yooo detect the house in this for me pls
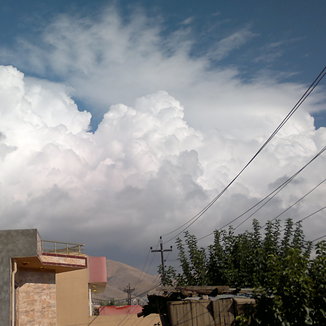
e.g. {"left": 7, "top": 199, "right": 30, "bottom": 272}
{"left": 0, "top": 228, "right": 107, "bottom": 325}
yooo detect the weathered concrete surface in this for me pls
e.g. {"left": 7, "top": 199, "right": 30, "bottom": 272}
{"left": 0, "top": 229, "right": 40, "bottom": 325}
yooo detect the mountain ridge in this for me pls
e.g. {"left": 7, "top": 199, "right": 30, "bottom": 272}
{"left": 94, "top": 259, "right": 159, "bottom": 304}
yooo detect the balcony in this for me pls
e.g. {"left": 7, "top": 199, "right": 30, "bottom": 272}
{"left": 14, "top": 238, "right": 87, "bottom": 273}
{"left": 38, "top": 240, "right": 87, "bottom": 271}
{"left": 41, "top": 240, "right": 84, "bottom": 255}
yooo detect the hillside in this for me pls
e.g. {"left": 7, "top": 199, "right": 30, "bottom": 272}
{"left": 94, "top": 259, "right": 159, "bottom": 304}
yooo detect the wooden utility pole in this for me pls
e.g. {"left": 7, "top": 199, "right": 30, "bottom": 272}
{"left": 151, "top": 236, "right": 172, "bottom": 286}
{"left": 123, "top": 283, "right": 135, "bottom": 305}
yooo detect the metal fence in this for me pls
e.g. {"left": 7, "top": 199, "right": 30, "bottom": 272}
{"left": 41, "top": 240, "right": 84, "bottom": 255}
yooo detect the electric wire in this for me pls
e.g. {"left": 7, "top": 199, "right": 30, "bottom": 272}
{"left": 252, "top": 177, "right": 326, "bottom": 232}
{"left": 117, "top": 66, "right": 326, "bottom": 324}
{"left": 233, "top": 174, "right": 326, "bottom": 230}
{"left": 163, "top": 66, "right": 326, "bottom": 243}
{"left": 196, "top": 145, "right": 326, "bottom": 242}
{"left": 120, "top": 207, "right": 325, "bottom": 325}
{"left": 296, "top": 206, "right": 326, "bottom": 223}
{"left": 136, "top": 248, "right": 151, "bottom": 283}
{"left": 311, "top": 234, "right": 326, "bottom": 243}
{"left": 153, "top": 210, "right": 325, "bottom": 285}
{"left": 96, "top": 66, "right": 326, "bottom": 325}
{"left": 269, "top": 178, "right": 326, "bottom": 222}
{"left": 133, "top": 205, "right": 325, "bottom": 323}
{"left": 135, "top": 238, "right": 160, "bottom": 286}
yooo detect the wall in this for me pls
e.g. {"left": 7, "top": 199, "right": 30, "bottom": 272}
{"left": 0, "top": 229, "right": 39, "bottom": 325}
{"left": 167, "top": 298, "right": 254, "bottom": 326}
{"left": 168, "top": 299, "right": 234, "bottom": 326}
{"left": 15, "top": 269, "right": 56, "bottom": 326}
{"left": 88, "top": 256, "right": 107, "bottom": 284}
{"left": 56, "top": 268, "right": 90, "bottom": 326}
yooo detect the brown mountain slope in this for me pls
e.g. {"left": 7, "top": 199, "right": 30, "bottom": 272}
{"left": 94, "top": 259, "right": 160, "bottom": 304}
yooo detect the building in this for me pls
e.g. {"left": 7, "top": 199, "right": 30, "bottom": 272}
{"left": 0, "top": 228, "right": 107, "bottom": 325}
{"left": 141, "top": 286, "right": 255, "bottom": 326}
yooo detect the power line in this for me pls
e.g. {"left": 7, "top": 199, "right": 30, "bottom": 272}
{"left": 163, "top": 66, "right": 326, "bottom": 243}
{"left": 311, "top": 234, "right": 326, "bottom": 243}
{"left": 134, "top": 238, "right": 160, "bottom": 286}
{"left": 170, "top": 207, "right": 325, "bottom": 267}
{"left": 239, "top": 177, "right": 326, "bottom": 233}
{"left": 135, "top": 248, "right": 151, "bottom": 284}
{"left": 269, "top": 178, "right": 326, "bottom": 222}
{"left": 233, "top": 174, "right": 326, "bottom": 230}
{"left": 196, "top": 145, "right": 326, "bottom": 241}
{"left": 125, "top": 211, "right": 325, "bottom": 325}
{"left": 296, "top": 206, "right": 326, "bottom": 223}
{"left": 138, "top": 207, "right": 326, "bottom": 306}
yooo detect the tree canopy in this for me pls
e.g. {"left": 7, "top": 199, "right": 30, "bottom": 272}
{"left": 161, "top": 219, "right": 326, "bottom": 325}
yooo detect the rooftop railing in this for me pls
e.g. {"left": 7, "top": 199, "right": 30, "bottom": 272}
{"left": 41, "top": 240, "right": 85, "bottom": 255}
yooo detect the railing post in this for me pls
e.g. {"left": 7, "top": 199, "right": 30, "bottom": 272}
{"left": 40, "top": 240, "right": 84, "bottom": 255}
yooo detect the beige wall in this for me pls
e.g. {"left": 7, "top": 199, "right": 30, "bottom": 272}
{"left": 56, "top": 268, "right": 90, "bottom": 326}
{"left": 15, "top": 269, "right": 56, "bottom": 326}
{"left": 56, "top": 267, "right": 160, "bottom": 326}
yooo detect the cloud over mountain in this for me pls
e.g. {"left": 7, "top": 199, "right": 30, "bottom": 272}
{"left": 0, "top": 7, "right": 325, "bottom": 266}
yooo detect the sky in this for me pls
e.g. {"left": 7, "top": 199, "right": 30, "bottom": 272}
{"left": 0, "top": 0, "right": 325, "bottom": 270}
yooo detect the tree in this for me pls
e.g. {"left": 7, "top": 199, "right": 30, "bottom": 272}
{"left": 207, "top": 229, "right": 227, "bottom": 285}
{"left": 309, "top": 240, "right": 326, "bottom": 324}
{"left": 161, "top": 219, "right": 326, "bottom": 325}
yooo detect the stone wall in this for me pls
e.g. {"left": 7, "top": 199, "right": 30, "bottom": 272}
{"left": 40, "top": 253, "right": 87, "bottom": 267}
{"left": 16, "top": 269, "right": 56, "bottom": 326}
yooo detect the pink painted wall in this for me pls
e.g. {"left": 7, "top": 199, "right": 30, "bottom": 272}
{"left": 88, "top": 256, "right": 107, "bottom": 284}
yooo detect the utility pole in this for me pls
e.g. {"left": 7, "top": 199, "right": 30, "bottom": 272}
{"left": 123, "top": 283, "right": 135, "bottom": 305}
{"left": 150, "top": 236, "right": 172, "bottom": 286}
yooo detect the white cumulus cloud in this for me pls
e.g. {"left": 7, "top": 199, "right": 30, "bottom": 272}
{"left": 0, "top": 7, "right": 325, "bottom": 266}
{"left": 0, "top": 64, "right": 325, "bottom": 267}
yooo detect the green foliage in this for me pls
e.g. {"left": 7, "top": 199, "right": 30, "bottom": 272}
{"left": 207, "top": 229, "right": 227, "bottom": 285}
{"left": 158, "top": 263, "right": 177, "bottom": 286}
{"left": 173, "top": 232, "right": 208, "bottom": 285}
{"left": 309, "top": 241, "right": 326, "bottom": 324}
{"left": 161, "top": 219, "right": 326, "bottom": 325}
{"left": 253, "top": 248, "right": 313, "bottom": 325}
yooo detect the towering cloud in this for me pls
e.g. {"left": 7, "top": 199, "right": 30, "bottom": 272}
{"left": 0, "top": 65, "right": 325, "bottom": 266}
{"left": 0, "top": 8, "right": 325, "bottom": 265}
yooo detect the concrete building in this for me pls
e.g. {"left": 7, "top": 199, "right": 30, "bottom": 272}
{"left": 0, "top": 229, "right": 107, "bottom": 326}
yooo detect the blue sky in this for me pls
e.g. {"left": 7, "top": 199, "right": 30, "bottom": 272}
{"left": 1, "top": 0, "right": 325, "bottom": 78}
{"left": 0, "top": 1, "right": 325, "bottom": 267}
{"left": 1, "top": 0, "right": 325, "bottom": 126}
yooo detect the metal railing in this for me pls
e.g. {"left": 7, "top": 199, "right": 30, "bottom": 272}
{"left": 41, "top": 240, "right": 84, "bottom": 255}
